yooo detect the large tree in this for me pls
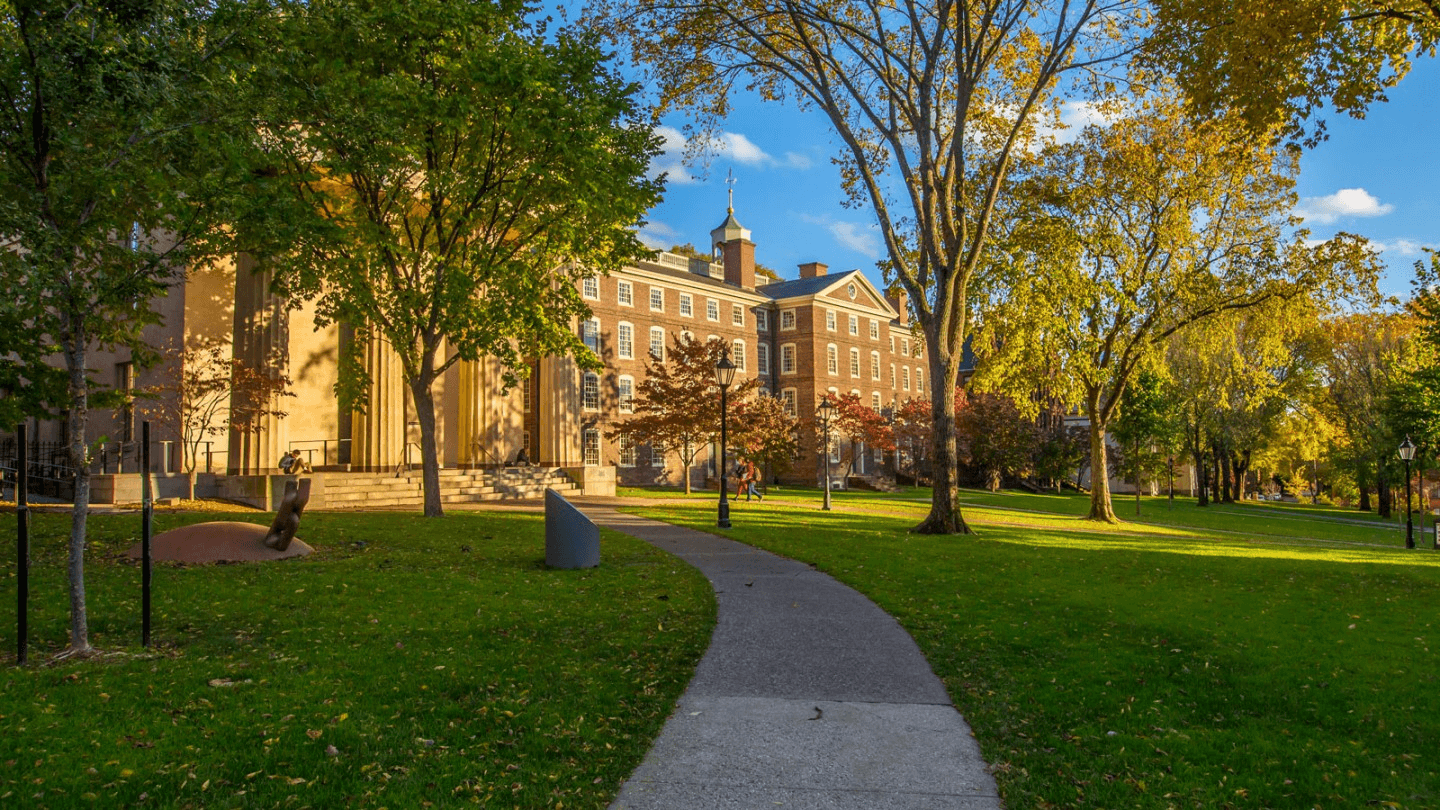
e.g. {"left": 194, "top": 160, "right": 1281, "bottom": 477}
{"left": 0, "top": 0, "right": 248, "bottom": 657}
{"left": 252, "top": 0, "right": 662, "bottom": 516}
{"left": 973, "top": 93, "right": 1378, "bottom": 522}
{"left": 1149, "top": 0, "right": 1439, "bottom": 146}
{"left": 595, "top": 0, "right": 1146, "bottom": 534}
{"left": 730, "top": 393, "right": 800, "bottom": 486}
{"left": 1323, "top": 311, "right": 1415, "bottom": 517}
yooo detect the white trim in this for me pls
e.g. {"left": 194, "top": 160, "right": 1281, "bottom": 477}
{"left": 618, "top": 374, "right": 635, "bottom": 414}
{"left": 780, "top": 343, "right": 797, "bottom": 375}
{"left": 617, "top": 280, "right": 634, "bottom": 307}
{"left": 679, "top": 292, "right": 693, "bottom": 317}
{"left": 732, "top": 339, "right": 747, "bottom": 371}
{"left": 826, "top": 343, "right": 838, "bottom": 376}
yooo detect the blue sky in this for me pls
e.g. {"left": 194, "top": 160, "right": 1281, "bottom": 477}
{"left": 637, "top": 57, "right": 1439, "bottom": 303}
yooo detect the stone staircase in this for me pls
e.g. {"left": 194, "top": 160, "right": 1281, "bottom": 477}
{"left": 317, "top": 467, "right": 578, "bottom": 510}
{"left": 847, "top": 474, "right": 901, "bottom": 493}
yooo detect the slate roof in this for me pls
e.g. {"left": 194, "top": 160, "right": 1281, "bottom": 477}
{"left": 756, "top": 270, "right": 857, "bottom": 300}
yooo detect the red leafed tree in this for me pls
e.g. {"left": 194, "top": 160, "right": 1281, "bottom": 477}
{"left": 956, "top": 390, "right": 1036, "bottom": 492}
{"left": 827, "top": 393, "right": 896, "bottom": 478}
{"left": 892, "top": 397, "right": 933, "bottom": 487}
{"left": 612, "top": 334, "right": 759, "bottom": 493}
{"left": 731, "top": 393, "right": 800, "bottom": 486}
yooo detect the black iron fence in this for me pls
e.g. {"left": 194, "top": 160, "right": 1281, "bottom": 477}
{"left": 0, "top": 438, "right": 75, "bottom": 500}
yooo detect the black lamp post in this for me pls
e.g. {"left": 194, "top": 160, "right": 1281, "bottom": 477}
{"left": 715, "top": 347, "right": 736, "bottom": 529}
{"left": 817, "top": 394, "right": 835, "bottom": 511}
{"left": 1400, "top": 435, "right": 1415, "bottom": 549}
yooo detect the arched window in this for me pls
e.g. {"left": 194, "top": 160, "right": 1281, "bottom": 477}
{"left": 617, "top": 322, "right": 634, "bottom": 360}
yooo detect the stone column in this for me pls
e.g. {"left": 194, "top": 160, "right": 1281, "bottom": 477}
{"left": 227, "top": 255, "right": 288, "bottom": 474}
{"left": 538, "top": 355, "right": 581, "bottom": 466}
{"left": 350, "top": 335, "right": 407, "bottom": 472}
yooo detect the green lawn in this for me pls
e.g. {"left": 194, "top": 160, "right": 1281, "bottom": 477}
{"left": 0, "top": 509, "right": 714, "bottom": 809}
{"left": 629, "top": 493, "right": 1440, "bottom": 809}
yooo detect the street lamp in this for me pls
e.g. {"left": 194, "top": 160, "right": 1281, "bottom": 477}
{"left": 1399, "top": 435, "right": 1415, "bottom": 549}
{"left": 817, "top": 394, "right": 836, "bottom": 511}
{"left": 715, "top": 347, "right": 736, "bottom": 529}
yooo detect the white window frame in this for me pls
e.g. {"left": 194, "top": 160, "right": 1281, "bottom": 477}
{"left": 582, "top": 371, "right": 600, "bottom": 410}
{"left": 649, "top": 327, "right": 665, "bottom": 361}
{"left": 618, "top": 433, "right": 636, "bottom": 467}
{"left": 758, "top": 343, "right": 770, "bottom": 375}
{"left": 849, "top": 347, "right": 861, "bottom": 377}
{"left": 617, "top": 322, "right": 634, "bottom": 360}
{"left": 680, "top": 293, "right": 693, "bottom": 317}
{"left": 757, "top": 309, "right": 769, "bottom": 332}
{"left": 650, "top": 287, "right": 664, "bottom": 312}
{"left": 582, "top": 429, "right": 600, "bottom": 466}
{"left": 522, "top": 374, "right": 531, "bottom": 414}
{"left": 902, "top": 366, "right": 911, "bottom": 391}
{"left": 826, "top": 309, "right": 836, "bottom": 331}
{"left": 890, "top": 335, "right": 896, "bottom": 353}
{"left": 781, "top": 388, "right": 797, "bottom": 417}
{"left": 870, "top": 319, "right": 879, "bottom": 340}
{"left": 732, "top": 303, "right": 744, "bottom": 326}
{"left": 871, "top": 351, "right": 881, "bottom": 381}
{"left": 890, "top": 363, "right": 897, "bottom": 388}
{"left": 781, "top": 309, "right": 797, "bottom": 331}
{"left": 706, "top": 298, "right": 720, "bottom": 321}
{"left": 915, "top": 368, "right": 924, "bottom": 392}
{"left": 871, "top": 392, "right": 881, "bottom": 412}
{"left": 827, "top": 344, "right": 838, "bottom": 376}
{"left": 617, "top": 280, "right": 633, "bottom": 306}
{"left": 618, "top": 375, "right": 635, "bottom": 414}
{"left": 582, "top": 318, "right": 600, "bottom": 355}
{"left": 582, "top": 276, "right": 599, "bottom": 300}
{"left": 732, "top": 339, "right": 746, "bottom": 372}
{"left": 848, "top": 313, "right": 859, "bottom": 335}
{"left": 781, "top": 343, "right": 797, "bottom": 375}
{"left": 902, "top": 337, "right": 910, "bottom": 356}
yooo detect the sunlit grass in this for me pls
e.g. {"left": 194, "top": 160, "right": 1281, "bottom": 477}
{"left": 628, "top": 496, "right": 1440, "bottom": 809}
{"left": 0, "top": 510, "right": 714, "bottom": 809}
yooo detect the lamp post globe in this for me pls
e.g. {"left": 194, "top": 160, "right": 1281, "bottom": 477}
{"left": 715, "top": 347, "right": 737, "bottom": 529}
{"left": 817, "top": 395, "right": 836, "bottom": 511}
{"left": 1400, "top": 436, "right": 1416, "bottom": 549}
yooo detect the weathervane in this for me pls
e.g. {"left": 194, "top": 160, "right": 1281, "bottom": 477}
{"left": 726, "top": 168, "right": 736, "bottom": 213}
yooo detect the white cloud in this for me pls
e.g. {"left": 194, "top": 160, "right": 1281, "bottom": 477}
{"left": 1295, "top": 188, "right": 1395, "bottom": 224}
{"left": 649, "top": 125, "right": 697, "bottom": 185}
{"left": 648, "top": 125, "right": 812, "bottom": 182}
{"left": 636, "top": 220, "right": 679, "bottom": 250}
{"left": 802, "top": 213, "right": 881, "bottom": 259}
{"left": 1372, "top": 238, "right": 1438, "bottom": 257}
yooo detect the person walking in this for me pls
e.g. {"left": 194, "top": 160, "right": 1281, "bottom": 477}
{"left": 743, "top": 458, "right": 763, "bottom": 502}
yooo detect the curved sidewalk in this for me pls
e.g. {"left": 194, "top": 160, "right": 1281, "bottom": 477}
{"left": 581, "top": 506, "right": 1002, "bottom": 810}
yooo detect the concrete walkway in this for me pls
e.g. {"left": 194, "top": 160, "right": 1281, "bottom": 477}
{"left": 579, "top": 506, "right": 1002, "bottom": 810}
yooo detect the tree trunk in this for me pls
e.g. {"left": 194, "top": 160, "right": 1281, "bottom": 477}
{"left": 63, "top": 333, "right": 93, "bottom": 658}
{"left": 1215, "top": 443, "right": 1232, "bottom": 503}
{"left": 408, "top": 372, "right": 443, "bottom": 518}
{"left": 1087, "top": 411, "right": 1117, "bottom": 523}
{"left": 1359, "top": 481, "right": 1371, "bottom": 512}
{"left": 683, "top": 439, "right": 692, "bottom": 495}
{"left": 1196, "top": 456, "right": 1209, "bottom": 506}
{"left": 914, "top": 358, "right": 971, "bottom": 534}
{"left": 1377, "top": 461, "right": 1391, "bottom": 519}
{"left": 1232, "top": 450, "right": 1250, "bottom": 501}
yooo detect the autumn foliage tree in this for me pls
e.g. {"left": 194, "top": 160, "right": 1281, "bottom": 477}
{"left": 891, "top": 398, "right": 933, "bottom": 487}
{"left": 826, "top": 393, "right": 895, "bottom": 479}
{"left": 730, "top": 394, "right": 799, "bottom": 485}
{"left": 955, "top": 391, "right": 1035, "bottom": 492}
{"left": 138, "top": 337, "right": 293, "bottom": 494}
{"left": 614, "top": 335, "right": 760, "bottom": 493}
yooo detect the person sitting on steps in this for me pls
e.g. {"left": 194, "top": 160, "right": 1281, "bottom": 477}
{"left": 278, "top": 449, "right": 312, "bottom": 475}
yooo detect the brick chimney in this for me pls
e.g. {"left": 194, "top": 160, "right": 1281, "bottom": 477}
{"left": 710, "top": 210, "right": 755, "bottom": 290}
{"left": 886, "top": 288, "right": 909, "bottom": 326}
{"left": 798, "top": 262, "right": 828, "bottom": 279}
